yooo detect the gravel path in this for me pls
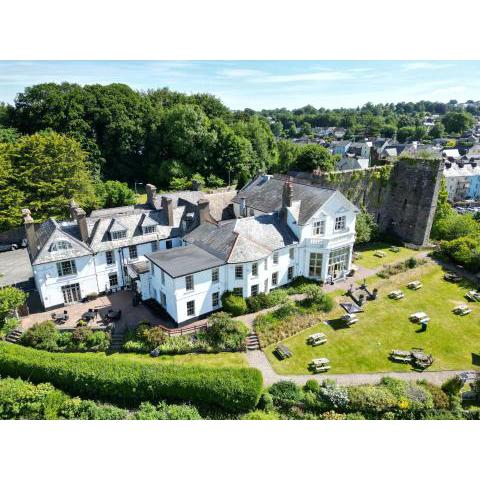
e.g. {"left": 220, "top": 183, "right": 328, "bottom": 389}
{"left": 247, "top": 349, "right": 470, "bottom": 386}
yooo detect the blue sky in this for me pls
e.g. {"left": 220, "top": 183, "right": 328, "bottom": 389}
{"left": 0, "top": 60, "right": 479, "bottom": 110}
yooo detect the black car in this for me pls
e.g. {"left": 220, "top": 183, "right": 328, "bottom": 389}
{"left": 0, "top": 243, "right": 18, "bottom": 252}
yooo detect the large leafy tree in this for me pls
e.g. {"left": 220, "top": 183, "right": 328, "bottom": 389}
{"left": 291, "top": 144, "right": 337, "bottom": 172}
{"left": 95, "top": 180, "right": 137, "bottom": 208}
{"left": 441, "top": 111, "right": 475, "bottom": 134}
{"left": 0, "top": 131, "right": 97, "bottom": 228}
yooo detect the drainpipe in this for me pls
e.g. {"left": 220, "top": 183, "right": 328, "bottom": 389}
{"left": 119, "top": 248, "right": 127, "bottom": 287}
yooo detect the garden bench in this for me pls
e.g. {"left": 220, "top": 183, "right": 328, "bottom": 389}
{"left": 341, "top": 313, "right": 358, "bottom": 326}
{"left": 374, "top": 250, "right": 386, "bottom": 258}
{"left": 407, "top": 281, "right": 423, "bottom": 290}
{"left": 389, "top": 350, "right": 413, "bottom": 363}
{"left": 389, "top": 246, "right": 401, "bottom": 253}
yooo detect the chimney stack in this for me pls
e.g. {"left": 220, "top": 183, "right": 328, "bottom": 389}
{"left": 282, "top": 177, "right": 293, "bottom": 208}
{"left": 72, "top": 207, "right": 89, "bottom": 243}
{"left": 198, "top": 199, "right": 211, "bottom": 224}
{"left": 146, "top": 184, "right": 157, "bottom": 207}
{"left": 69, "top": 199, "right": 79, "bottom": 219}
{"left": 161, "top": 196, "right": 174, "bottom": 226}
{"left": 239, "top": 197, "right": 246, "bottom": 217}
{"left": 22, "top": 209, "right": 37, "bottom": 256}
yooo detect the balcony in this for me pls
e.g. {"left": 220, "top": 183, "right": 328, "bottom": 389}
{"left": 306, "top": 230, "right": 355, "bottom": 249}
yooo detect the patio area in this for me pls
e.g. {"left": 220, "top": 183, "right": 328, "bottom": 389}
{"left": 20, "top": 291, "right": 205, "bottom": 333}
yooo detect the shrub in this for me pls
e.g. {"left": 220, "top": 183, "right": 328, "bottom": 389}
{"left": 152, "top": 335, "right": 202, "bottom": 355}
{"left": 141, "top": 326, "right": 167, "bottom": 350}
{"left": 0, "top": 286, "right": 27, "bottom": 323}
{"left": 319, "top": 380, "right": 349, "bottom": 410}
{"left": 133, "top": 401, "right": 202, "bottom": 420}
{"left": 321, "top": 410, "right": 347, "bottom": 420}
{"left": 438, "top": 236, "right": 480, "bottom": 272}
{"left": 122, "top": 339, "right": 149, "bottom": 353}
{"left": 285, "top": 276, "right": 319, "bottom": 294}
{"left": 0, "top": 317, "right": 19, "bottom": 340}
{"left": 304, "top": 379, "right": 320, "bottom": 394}
{"left": 405, "top": 256, "right": 417, "bottom": 269}
{"left": 0, "top": 343, "right": 263, "bottom": 413}
{"left": 202, "top": 312, "right": 248, "bottom": 351}
{"left": 21, "top": 320, "right": 60, "bottom": 351}
{"left": 257, "top": 391, "right": 274, "bottom": 412}
{"left": 269, "top": 381, "right": 303, "bottom": 407}
{"left": 221, "top": 292, "right": 248, "bottom": 316}
{"left": 418, "top": 382, "right": 450, "bottom": 410}
{"left": 347, "top": 385, "right": 397, "bottom": 413}
{"left": 241, "top": 410, "right": 280, "bottom": 420}
{"left": 61, "top": 398, "right": 129, "bottom": 420}
{"left": 442, "top": 376, "right": 464, "bottom": 397}
{"left": 246, "top": 293, "right": 270, "bottom": 312}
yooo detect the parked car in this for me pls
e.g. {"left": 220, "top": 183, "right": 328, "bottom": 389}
{"left": 0, "top": 243, "right": 18, "bottom": 252}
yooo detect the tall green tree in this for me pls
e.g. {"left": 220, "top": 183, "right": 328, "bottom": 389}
{"left": 0, "top": 131, "right": 98, "bottom": 227}
{"left": 292, "top": 144, "right": 337, "bottom": 172}
{"left": 441, "top": 111, "right": 475, "bottom": 134}
{"left": 95, "top": 180, "right": 137, "bottom": 208}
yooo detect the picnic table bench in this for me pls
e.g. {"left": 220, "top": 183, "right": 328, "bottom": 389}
{"left": 389, "top": 246, "right": 401, "bottom": 253}
{"left": 341, "top": 313, "right": 358, "bottom": 326}
{"left": 444, "top": 272, "right": 461, "bottom": 283}
{"left": 307, "top": 332, "right": 327, "bottom": 346}
{"left": 407, "top": 281, "right": 423, "bottom": 290}
{"left": 309, "top": 358, "right": 331, "bottom": 373}
{"left": 409, "top": 311, "right": 430, "bottom": 323}
{"left": 274, "top": 344, "right": 292, "bottom": 360}
{"left": 453, "top": 304, "right": 472, "bottom": 316}
{"left": 388, "top": 290, "right": 405, "bottom": 300}
{"left": 389, "top": 348, "right": 434, "bottom": 369}
{"left": 465, "top": 290, "right": 480, "bottom": 302}
{"left": 374, "top": 250, "right": 386, "bottom": 258}
{"left": 389, "top": 349, "right": 413, "bottom": 363}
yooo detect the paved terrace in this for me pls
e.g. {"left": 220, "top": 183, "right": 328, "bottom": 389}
{"left": 20, "top": 291, "right": 207, "bottom": 334}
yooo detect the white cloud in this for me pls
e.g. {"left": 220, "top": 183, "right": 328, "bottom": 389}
{"left": 401, "top": 62, "right": 453, "bottom": 71}
{"left": 217, "top": 68, "right": 265, "bottom": 78}
{"left": 253, "top": 70, "right": 353, "bottom": 83}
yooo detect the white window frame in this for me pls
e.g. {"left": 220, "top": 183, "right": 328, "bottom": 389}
{"left": 334, "top": 216, "right": 346, "bottom": 231}
{"left": 235, "top": 265, "right": 243, "bottom": 279}
{"left": 143, "top": 225, "right": 156, "bottom": 235}
{"left": 251, "top": 284, "right": 259, "bottom": 296}
{"left": 212, "top": 291, "right": 220, "bottom": 308}
{"left": 252, "top": 262, "right": 258, "bottom": 277}
{"left": 106, "top": 250, "right": 115, "bottom": 265}
{"left": 186, "top": 300, "right": 195, "bottom": 317}
{"left": 128, "top": 245, "right": 138, "bottom": 259}
{"left": 56, "top": 260, "right": 77, "bottom": 277}
{"left": 212, "top": 267, "right": 219, "bottom": 283}
{"left": 273, "top": 252, "right": 279, "bottom": 264}
{"left": 272, "top": 272, "right": 278, "bottom": 286}
{"left": 108, "top": 272, "right": 118, "bottom": 287}
{"left": 233, "top": 287, "right": 243, "bottom": 297}
{"left": 185, "top": 274, "right": 194, "bottom": 291}
{"left": 288, "top": 266, "right": 294, "bottom": 281}
{"left": 111, "top": 230, "right": 127, "bottom": 240}
{"left": 313, "top": 220, "right": 325, "bottom": 236}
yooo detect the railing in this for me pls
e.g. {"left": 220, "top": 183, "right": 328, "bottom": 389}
{"left": 160, "top": 323, "right": 208, "bottom": 337}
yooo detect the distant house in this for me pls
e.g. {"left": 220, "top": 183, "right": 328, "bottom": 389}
{"left": 442, "top": 148, "right": 461, "bottom": 161}
{"left": 443, "top": 162, "right": 480, "bottom": 202}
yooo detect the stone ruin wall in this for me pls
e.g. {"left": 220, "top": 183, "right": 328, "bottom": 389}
{"left": 290, "top": 157, "right": 444, "bottom": 246}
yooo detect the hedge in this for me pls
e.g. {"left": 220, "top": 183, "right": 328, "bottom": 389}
{"left": 0, "top": 343, "right": 263, "bottom": 413}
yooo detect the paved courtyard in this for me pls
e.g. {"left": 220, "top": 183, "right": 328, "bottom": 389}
{"left": 20, "top": 291, "right": 192, "bottom": 333}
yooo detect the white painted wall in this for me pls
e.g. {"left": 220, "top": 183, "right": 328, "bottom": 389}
{"left": 33, "top": 255, "right": 98, "bottom": 309}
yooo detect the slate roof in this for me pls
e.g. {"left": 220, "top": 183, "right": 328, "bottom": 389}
{"left": 232, "top": 175, "right": 336, "bottom": 225}
{"left": 146, "top": 244, "right": 225, "bottom": 278}
{"left": 31, "top": 219, "right": 93, "bottom": 265}
{"left": 184, "top": 213, "right": 298, "bottom": 263}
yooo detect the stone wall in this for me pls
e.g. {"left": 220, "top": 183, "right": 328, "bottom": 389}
{"left": 289, "top": 157, "right": 444, "bottom": 246}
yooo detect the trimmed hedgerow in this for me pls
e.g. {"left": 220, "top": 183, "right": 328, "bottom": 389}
{"left": 0, "top": 343, "right": 263, "bottom": 413}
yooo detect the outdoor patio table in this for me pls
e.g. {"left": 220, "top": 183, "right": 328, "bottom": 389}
{"left": 82, "top": 311, "right": 95, "bottom": 321}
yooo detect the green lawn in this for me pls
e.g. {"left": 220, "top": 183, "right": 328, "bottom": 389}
{"left": 265, "top": 262, "right": 480, "bottom": 374}
{"left": 105, "top": 351, "right": 249, "bottom": 368}
{"left": 354, "top": 242, "right": 420, "bottom": 270}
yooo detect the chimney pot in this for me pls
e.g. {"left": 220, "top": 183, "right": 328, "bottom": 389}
{"left": 198, "top": 199, "right": 211, "bottom": 224}
{"left": 22, "top": 209, "right": 37, "bottom": 255}
{"left": 161, "top": 196, "right": 174, "bottom": 226}
{"left": 146, "top": 184, "right": 157, "bottom": 207}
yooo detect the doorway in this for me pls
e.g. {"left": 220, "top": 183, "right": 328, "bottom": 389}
{"left": 61, "top": 283, "right": 81, "bottom": 304}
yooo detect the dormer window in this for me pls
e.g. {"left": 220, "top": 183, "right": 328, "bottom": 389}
{"left": 111, "top": 230, "right": 127, "bottom": 240}
{"left": 50, "top": 240, "right": 73, "bottom": 251}
{"left": 143, "top": 225, "right": 156, "bottom": 235}
{"left": 334, "top": 216, "right": 346, "bottom": 231}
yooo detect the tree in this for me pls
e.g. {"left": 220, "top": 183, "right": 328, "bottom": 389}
{"left": 0, "top": 143, "right": 24, "bottom": 230}
{"left": 396, "top": 126, "right": 416, "bottom": 142}
{"left": 95, "top": 180, "right": 136, "bottom": 208}
{"left": 429, "top": 122, "right": 445, "bottom": 139}
{"left": 0, "top": 127, "right": 19, "bottom": 144}
{"left": 0, "top": 286, "right": 27, "bottom": 324}
{"left": 292, "top": 144, "right": 337, "bottom": 172}
{"left": 355, "top": 211, "right": 378, "bottom": 244}
{"left": 442, "top": 111, "right": 475, "bottom": 135}
{"left": 0, "top": 131, "right": 98, "bottom": 228}
{"left": 271, "top": 121, "right": 284, "bottom": 137}
{"left": 433, "top": 178, "right": 454, "bottom": 222}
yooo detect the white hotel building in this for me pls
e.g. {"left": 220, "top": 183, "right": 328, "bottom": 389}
{"left": 23, "top": 175, "right": 358, "bottom": 324}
